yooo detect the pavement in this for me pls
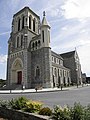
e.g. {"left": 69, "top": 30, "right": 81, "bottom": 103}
{"left": 0, "top": 84, "right": 89, "bottom": 94}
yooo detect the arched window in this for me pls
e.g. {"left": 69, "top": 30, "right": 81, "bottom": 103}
{"left": 35, "top": 41, "right": 37, "bottom": 49}
{"left": 18, "top": 18, "right": 20, "bottom": 31}
{"left": 32, "top": 42, "right": 34, "bottom": 50}
{"left": 38, "top": 40, "right": 40, "bottom": 47}
{"left": 42, "top": 30, "right": 44, "bottom": 42}
{"left": 54, "top": 57, "right": 56, "bottom": 63}
{"left": 52, "top": 67, "right": 53, "bottom": 75}
{"left": 55, "top": 68, "right": 57, "bottom": 77}
{"left": 60, "top": 70, "right": 62, "bottom": 77}
{"left": 29, "top": 16, "right": 31, "bottom": 29}
{"left": 17, "top": 36, "right": 19, "bottom": 48}
{"left": 63, "top": 70, "right": 64, "bottom": 77}
{"left": 21, "top": 35, "right": 23, "bottom": 47}
{"left": 58, "top": 69, "right": 59, "bottom": 76}
{"left": 33, "top": 18, "right": 35, "bottom": 32}
{"left": 22, "top": 16, "right": 24, "bottom": 29}
{"left": 36, "top": 66, "right": 40, "bottom": 77}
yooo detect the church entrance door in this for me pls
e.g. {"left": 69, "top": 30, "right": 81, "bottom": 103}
{"left": 17, "top": 71, "right": 22, "bottom": 84}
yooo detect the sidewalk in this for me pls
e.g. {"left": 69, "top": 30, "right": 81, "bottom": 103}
{"left": 0, "top": 84, "right": 89, "bottom": 94}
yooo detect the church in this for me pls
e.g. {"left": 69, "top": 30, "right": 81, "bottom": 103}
{"left": 7, "top": 7, "right": 82, "bottom": 89}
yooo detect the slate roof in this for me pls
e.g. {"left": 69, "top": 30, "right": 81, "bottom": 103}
{"left": 51, "top": 51, "right": 63, "bottom": 60}
{"left": 60, "top": 50, "right": 75, "bottom": 58}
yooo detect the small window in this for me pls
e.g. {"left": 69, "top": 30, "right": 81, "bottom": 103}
{"left": 59, "top": 60, "right": 60, "bottom": 64}
{"left": 60, "top": 70, "right": 62, "bottom": 77}
{"left": 52, "top": 57, "right": 53, "bottom": 61}
{"left": 22, "top": 16, "right": 24, "bottom": 29}
{"left": 38, "top": 40, "right": 40, "bottom": 47}
{"left": 35, "top": 41, "right": 37, "bottom": 48}
{"left": 32, "top": 42, "right": 34, "bottom": 50}
{"left": 33, "top": 18, "right": 35, "bottom": 32}
{"left": 42, "top": 30, "right": 44, "bottom": 42}
{"left": 58, "top": 69, "right": 59, "bottom": 76}
{"left": 29, "top": 16, "right": 31, "bottom": 29}
{"left": 57, "top": 58, "right": 58, "bottom": 63}
{"left": 55, "top": 68, "right": 57, "bottom": 77}
{"left": 36, "top": 66, "right": 40, "bottom": 77}
{"left": 17, "top": 36, "right": 19, "bottom": 48}
{"left": 60, "top": 60, "right": 63, "bottom": 65}
{"left": 63, "top": 70, "right": 64, "bottom": 77}
{"left": 18, "top": 18, "right": 20, "bottom": 31}
{"left": 52, "top": 67, "right": 53, "bottom": 75}
{"left": 54, "top": 57, "right": 56, "bottom": 63}
{"left": 21, "top": 35, "right": 23, "bottom": 47}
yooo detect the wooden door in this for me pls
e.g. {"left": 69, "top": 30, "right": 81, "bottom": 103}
{"left": 17, "top": 71, "right": 22, "bottom": 84}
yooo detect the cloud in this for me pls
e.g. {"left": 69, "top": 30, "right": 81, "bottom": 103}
{"left": 61, "top": 0, "right": 90, "bottom": 20}
{"left": 77, "top": 44, "right": 90, "bottom": 76}
{"left": 51, "top": 23, "right": 90, "bottom": 53}
{"left": 0, "top": 31, "right": 10, "bottom": 36}
{"left": 51, "top": 21, "right": 85, "bottom": 44}
{"left": 0, "top": 56, "right": 7, "bottom": 79}
{"left": 0, "top": 55, "right": 7, "bottom": 64}
{"left": 0, "top": 64, "right": 6, "bottom": 79}
{"left": 0, "top": 0, "right": 36, "bottom": 29}
{"left": 38, "top": 0, "right": 64, "bottom": 17}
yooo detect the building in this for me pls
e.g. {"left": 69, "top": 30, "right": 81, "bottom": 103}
{"left": 86, "top": 77, "right": 90, "bottom": 84}
{"left": 7, "top": 7, "right": 80, "bottom": 89}
{"left": 61, "top": 50, "right": 82, "bottom": 85}
{"left": 82, "top": 73, "right": 86, "bottom": 84}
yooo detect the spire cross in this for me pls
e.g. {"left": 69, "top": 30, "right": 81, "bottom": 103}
{"left": 43, "top": 11, "right": 46, "bottom": 16}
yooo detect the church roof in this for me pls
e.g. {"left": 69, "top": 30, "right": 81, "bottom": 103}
{"left": 60, "top": 50, "right": 75, "bottom": 58}
{"left": 42, "top": 16, "right": 48, "bottom": 26}
{"left": 14, "top": 7, "right": 40, "bottom": 19}
{"left": 32, "top": 34, "right": 41, "bottom": 40}
{"left": 51, "top": 51, "right": 63, "bottom": 60}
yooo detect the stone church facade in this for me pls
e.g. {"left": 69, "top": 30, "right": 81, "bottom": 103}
{"left": 7, "top": 7, "right": 81, "bottom": 89}
{"left": 61, "top": 51, "right": 82, "bottom": 85}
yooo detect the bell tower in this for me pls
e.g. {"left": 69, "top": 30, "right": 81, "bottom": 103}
{"left": 7, "top": 7, "right": 40, "bottom": 88}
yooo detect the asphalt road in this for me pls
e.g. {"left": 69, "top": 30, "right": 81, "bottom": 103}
{"left": 0, "top": 86, "right": 90, "bottom": 108}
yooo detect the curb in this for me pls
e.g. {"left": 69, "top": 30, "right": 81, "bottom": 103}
{"left": 0, "top": 85, "right": 89, "bottom": 94}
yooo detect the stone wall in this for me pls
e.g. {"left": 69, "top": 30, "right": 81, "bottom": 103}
{"left": 0, "top": 107, "right": 49, "bottom": 120}
{"left": 63, "top": 57, "right": 77, "bottom": 83}
{"left": 31, "top": 47, "right": 52, "bottom": 88}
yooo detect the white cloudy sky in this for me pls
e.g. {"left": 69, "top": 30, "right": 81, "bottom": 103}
{"left": 0, "top": 0, "right": 90, "bottom": 79}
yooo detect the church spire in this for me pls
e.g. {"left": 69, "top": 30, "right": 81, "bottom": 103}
{"left": 42, "top": 11, "right": 50, "bottom": 28}
{"left": 43, "top": 11, "right": 45, "bottom": 17}
{"left": 41, "top": 11, "right": 51, "bottom": 48}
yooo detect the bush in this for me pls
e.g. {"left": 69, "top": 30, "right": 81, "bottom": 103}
{"left": 0, "top": 100, "right": 9, "bottom": 108}
{"left": 52, "top": 105, "right": 71, "bottom": 120}
{"left": 70, "top": 103, "right": 84, "bottom": 120}
{"left": 1, "top": 97, "right": 90, "bottom": 119}
{"left": 39, "top": 107, "right": 52, "bottom": 116}
{"left": 52, "top": 103, "right": 86, "bottom": 120}
{"left": 84, "top": 104, "right": 90, "bottom": 120}
{"left": 24, "top": 100, "right": 42, "bottom": 113}
{"left": 9, "top": 97, "right": 27, "bottom": 110}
